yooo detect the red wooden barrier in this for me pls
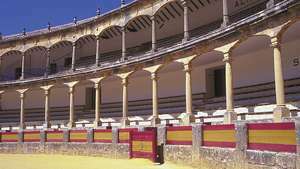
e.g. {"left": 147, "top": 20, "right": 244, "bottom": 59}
{"left": 93, "top": 129, "right": 112, "bottom": 143}
{"left": 46, "top": 130, "right": 64, "bottom": 142}
{"left": 24, "top": 131, "right": 40, "bottom": 142}
{"left": 69, "top": 130, "right": 87, "bottom": 142}
{"left": 203, "top": 124, "right": 236, "bottom": 148}
{"left": 1, "top": 131, "right": 18, "bottom": 142}
{"left": 118, "top": 128, "right": 138, "bottom": 143}
{"left": 248, "top": 122, "right": 296, "bottom": 153}
{"left": 166, "top": 126, "right": 192, "bottom": 145}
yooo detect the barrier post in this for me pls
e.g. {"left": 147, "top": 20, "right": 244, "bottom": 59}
{"left": 192, "top": 123, "right": 202, "bottom": 163}
{"left": 234, "top": 121, "right": 248, "bottom": 168}
{"left": 18, "top": 130, "right": 24, "bottom": 143}
{"left": 157, "top": 125, "right": 166, "bottom": 145}
{"left": 295, "top": 118, "right": 300, "bottom": 169}
{"left": 63, "top": 129, "right": 70, "bottom": 143}
{"left": 87, "top": 129, "right": 94, "bottom": 143}
{"left": 40, "top": 130, "right": 46, "bottom": 143}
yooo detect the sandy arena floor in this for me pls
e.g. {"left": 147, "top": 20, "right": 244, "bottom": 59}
{"left": 0, "top": 154, "right": 194, "bottom": 169}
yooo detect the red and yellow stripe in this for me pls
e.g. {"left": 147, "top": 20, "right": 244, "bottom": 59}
{"left": 248, "top": 123, "right": 296, "bottom": 153}
{"left": 118, "top": 128, "right": 137, "bottom": 143}
{"left": 93, "top": 129, "right": 112, "bottom": 143}
{"left": 203, "top": 124, "right": 236, "bottom": 148}
{"left": 69, "top": 130, "right": 87, "bottom": 142}
{"left": 1, "top": 132, "right": 18, "bottom": 142}
{"left": 46, "top": 131, "right": 64, "bottom": 142}
{"left": 166, "top": 126, "right": 192, "bottom": 145}
{"left": 24, "top": 131, "right": 40, "bottom": 142}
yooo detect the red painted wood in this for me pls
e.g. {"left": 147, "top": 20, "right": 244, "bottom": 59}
{"left": 247, "top": 122, "right": 295, "bottom": 130}
{"left": 248, "top": 143, "right": 296, "bottom": 153}
{"left": 203, "top": 124, "right": 235, "bottom": 130}
{"left": 203, "top": 141, "right": 236, "bottom": 148}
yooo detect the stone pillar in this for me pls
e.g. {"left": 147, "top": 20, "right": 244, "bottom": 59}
{"left": 63, "top": 129, "right": 70, "bottom": 142}
{"left": 151, "top": 72, "right": 160, "bottom": 126}
{"left": 44, "top": 48, "right": 51, "bottom": 77}
{"left": 64, "top": 81, "right": 79, "bottom": 129}
{"left": 222, "top": 0, "right": 229, "bottom": 27}
{"left": 223, "top": 52, "right": 236, "bottom": 124}
{"left": 95, "top": 36, "right": 101, "bottom": 66}
{"left": 21, "top": 53, "right": 25, "bottom": 80}
{"left": 121, "top": 78, "right": 130, "bottom": 127}
{"left": 151, "top": 16, "right": 157, "bottom": 52}
{"left": 41, "top": 85, "right": 54, "bottom": 129}
{"left": 40, "top": 130, "right": 46, "bottom": 143}
{"left": 71, "top": 42, "right": 76, "bottom": 71}
{"left": 295, "top": 118, "right": 300, "bottom": 169}
{"left": 192, "top": 124, "right": 202, "bottom": 163}
{"left": 121, "top": 27, "right": 126, "bottom": 61}
{"left": 183, "top": 63, "right": 195, "bottom": 125}
{"left": 90, "top": 77, "right": 105, "bottom": 128}
{"left": 17, "top": 89, "right": 28, "bottom": 129}
{"left": 271, "top": 37, "right": 290, "bottom": 122}
{"left": 157, "top": 125, "right": 167, "bottom": 145}
{"left": 182, "top": 0, "right": 190, "bottom": 42}
{"left": 234, "top": 122, "right": 248, "bottom": 168}
{"left": 87, "top": 129, "right": 94, "bottom": 143}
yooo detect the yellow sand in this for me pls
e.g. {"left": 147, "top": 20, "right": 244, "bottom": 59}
{"left": 0, "top": 154, "right": 195, "bottom": 169}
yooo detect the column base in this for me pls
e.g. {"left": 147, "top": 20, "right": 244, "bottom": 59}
{"left": 151, "top": 116, "right": 161, "bottom": 126}
{"left": 121, "top": 118, "right": 130, "bottom": 128}
{"left": 182, "top": 37, "right": 190, "bottom": 43}
{"left": 19, "top": 123, "right": 26, "bottom": 130}
{"left": 93, "top": 121, "right": 101, "bottom": 128}
{"left": 67, "top": 121, "right": 75, "bottom": 129}
{"left": 273, "top": 105, "right": 290, "bottom": 122}
{"left": 43, "top": 122, "right": 51, "bottom": 129}
{"left": 224, "top": 111, "right": 237, "bottom": 124}
{"left": 181, "top": 113, "right": 195, "bottom": 126}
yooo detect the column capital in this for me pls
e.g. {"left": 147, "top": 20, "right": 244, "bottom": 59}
{"left": 117, "top": 71, "right": 133, "bottom": 80}
{"left": 0, "top": 91, "right": 4, "bottom": 95}
{"left": 270, "top": 36, "right": 281, "bottom": 49}
{"left": 150, "top": 15, "right": 155, "bottom": 21}
{"left": 143, "top": 64, "right": 163, "bottom": 74}
{"left": 183, "top": 63, "right": 192, "bottom": 73}
{"left": 223, "top": 52, "right": 233, "bottom": 63}
{"left": 121, "top": 78, "right": 128, "bottom": 86}
{"left": 40, "top": 85, "right": 54, "bottom": 92}
{"left": 151, "top": 72, "right": 159, "bottom": 81}
{"left": 180, "top": 0, "right": 190, "bottom": 6}
{"left": 17, "top": 88, "right": 29, "bottom": 95}
{"left": 72, "top": 42, "right": 77, "bottom": 47}
{"left": 89, "top": 77, "right": 105, "bottom": 85}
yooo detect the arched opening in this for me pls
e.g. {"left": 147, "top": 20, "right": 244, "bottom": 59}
{"left": 125, "top": 15, "right": 152, "bottom": 58}
{"left": 99, "top": 26, "right": 122, "bottom": 63}
{"left": 75, "top": 35, "right": 96, "bottom": 68}
{"left": 24, "top": 46, "right": 48, "bottom": 78}
{"left": 0, "top": 50, "right": 23, "bottom": 81}
{"left": 49, "top": 41, "right": 73, "bottom": 74}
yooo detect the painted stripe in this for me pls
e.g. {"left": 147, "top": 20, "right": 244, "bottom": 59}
{"left": 167, "top": 130, "right": 192, "bottom": 141}
{"left": 203, "top": 130, "right": 236, "bottom": 142}
{"left": 69, "top": 139, "right": 87, "bottom": 142}
{"left": 46, "top": 132, "right": 64, "bottom": 142}
{"left": 1, "top": 132, "right": 19, "bottom": 142}
{"left": 248, "top": 123, "right": 295, "bottom": 130}
{"left": 94, "top": 129, "right": 111, "bottom": 133}
{"left": 203, "top": 141, "right": 236, "bottom": 148}
{"left": 46, "top": 139, "right": 64, "bottom": 142}
{"left": 0, "top": 139, "right": 18, "bottom": 142}
{"left": 119, "top": 128, "right": 137, "bottom": 143}
{"left": 167, "top": 126, "right": 192, "bottom": 131}
{"left": 248, "top": 143, "right": 296, "bottom": 153}
{"left": 248, "top": 130, "right": 296, "bottom": 145}
{"left": 94, "top": 132, "right": 112, "bottom": 142}
{"left": 94, "top": 139, "right": 112, "bottom": 143}
{"left": 132, "top": 141, "right": 153, "bottom": 153}
{"left": 70, "top": 131, "right": 87, "bottom": 142}
{"left": 166, "top": 140, "right": 192, "bottom": 145}
{"left": 203, "top": 124, "right": 235, "bottom": 130}
{"left": 24, "top": 133, "right": 40, "bottom": 142}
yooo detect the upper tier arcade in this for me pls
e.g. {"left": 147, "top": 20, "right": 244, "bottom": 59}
{"left": 0, "top": 0, "right": 297, "bottom": 86}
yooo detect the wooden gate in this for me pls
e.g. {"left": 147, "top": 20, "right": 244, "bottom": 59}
{"left": 129, "top": 127, "right": 157, "bottom": 162}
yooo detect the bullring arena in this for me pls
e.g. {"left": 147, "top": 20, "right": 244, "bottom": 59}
{"left": 0, "top": 0, "right": 300, "bottom": 168}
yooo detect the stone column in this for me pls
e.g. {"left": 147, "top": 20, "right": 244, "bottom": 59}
{"left": 222, "top": 0, "right": 229, "bottom": 27}
{"left": 182, "top": 0, "right": 190, "bottom": 42}
{"left": 144, "top": 65, "right": 163, "bottom": 126}
{"left": 41, "top": 85, "right": 54, "bottom": 129}
{"left": 17, "top": 89, "right": 29, "bottom": 129}
{"left": 64, "top": 81, "right": 79, "bottom": 129}
{"left": 234, "top": 122, "right": 248, "bottom": 168}
{"left": 121, "top": 77, "right": 129, "bottom": 127}
{"left": 151, "top": 16, "right": 157, "bottom": 52}
{"left": 271, "top": 37, "right": 290, "bottom": 122}
{"left": 90, "top": 77, "right": 105, "bottom": 128}
{"left": 121, "top": 27, "right": 126, "bottom": 61}
{"left": 21, "top": 53, "right": 25, "bottom": 80}
{"left": 151, "top": 72, "right": 160, "bottom": 125}
{"left": 176, "top": 55, "right": 197, "bottom": 125}
{"left": 71, "top": 42, "right": 76, "bottom": 71}
{"left": 223, "top": 52, "right": 236, "bottom": 124}
{"left": 44, "top": 48, "right": 51, "bottom": 77}
{"left": 192, "top": 124, "right": 202, "bottom": 163}
{"left": 95, "top": 36, "right": 101, "bottom": 66}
